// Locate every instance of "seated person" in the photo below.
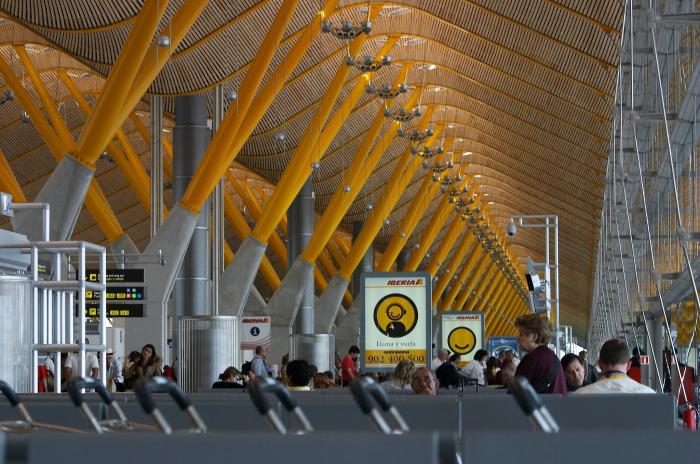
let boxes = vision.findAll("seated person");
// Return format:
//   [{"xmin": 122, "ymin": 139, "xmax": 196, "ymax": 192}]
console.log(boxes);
[
  {"xmin": 411, "ymin": 367, "xmax": 438, "ymax": 395},
  {"xmin": 380, "ymin": 360, "xmax": 415, "ymax": 391},
  {"xmin": 212, "ymin": 366, "xmax": 244, "ymax": 389},
  {"xmin": 575, "ymin": 339, "xmax": 655, "ymax": 394},
  {"xmin": 436, "ymin": 354, "xmax": 461, "ymax": 389},
  {"xmin": 461, "ymin": 349, "xmax": 489, "ymax": 386},
  {"xmin": 286, "ymin": 359, "xmax": 312, "ymax": 391},
  {"xmin": 560, "ymin": 353, "xmax": 585, "ymax": 393}
]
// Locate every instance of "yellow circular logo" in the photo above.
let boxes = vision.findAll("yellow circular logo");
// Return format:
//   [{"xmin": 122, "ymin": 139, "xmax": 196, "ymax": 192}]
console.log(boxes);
[
  {"xmin": 448, "ymin": 327, "xmax": 476, "ymax": 355},
  {"xmin": 373, "ymin": 293, "xmax": 418, "ymax": 338}
]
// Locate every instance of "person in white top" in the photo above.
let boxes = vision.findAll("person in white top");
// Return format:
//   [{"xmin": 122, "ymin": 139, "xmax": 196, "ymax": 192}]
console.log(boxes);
[
  {"xmin": 505, "ymin": 350, "xmax": 520, "ymax": 367},
  {"xmin": 461, "ymin": 349, "xmax": 489, "ymax": 386},
  {"xmin": 380, "ymin": 359, "xmax": 416, "ymax": 392},
  {"xmin": 575, "ymin": 339, "xmax": 655, "ymax": 395},
  {"xmin": 431, "ymin": 348, "xmax": 449, "ymax": 371},
  {"xmin": 63, "ymin": 339, "xmax": 99, "ymax": 385}
]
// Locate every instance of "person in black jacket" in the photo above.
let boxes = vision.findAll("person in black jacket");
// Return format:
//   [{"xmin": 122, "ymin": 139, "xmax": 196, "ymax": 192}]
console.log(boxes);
[{"xmin": 436, "ymin": 353, "xmax": 461, "ymax": 389}]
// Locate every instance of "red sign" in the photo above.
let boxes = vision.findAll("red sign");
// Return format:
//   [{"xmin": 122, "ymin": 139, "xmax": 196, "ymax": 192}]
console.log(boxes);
[{"xmin": 640, "ymin": 355, "xmax": 649, "ymax": 365}]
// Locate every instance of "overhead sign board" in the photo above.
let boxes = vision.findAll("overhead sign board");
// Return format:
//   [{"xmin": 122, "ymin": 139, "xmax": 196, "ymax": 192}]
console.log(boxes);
[
  {"xmin": 77, "ymin": 303, "xmax": 144, "ymax": 318},
  {"xmin": 440, "ymin": 311, "xmax": 484, "ymax": 359},
  {"xmin": 85, "ymin": 269, "xmax": 144, "ymax": 283},
  {"xmin": 240, "ymin": 316, "xmax": 271, "ymax": 350},
  {"xmin": 360, "ymin": 272, "xmax": 431, "ymax": 372},
  {"xmin": 80, "ymin": 269, "xmax": 146, "ymax": 317},
  {"xmin": 488, "ymin": 336, "xmax": 519, "ymax": 358}
]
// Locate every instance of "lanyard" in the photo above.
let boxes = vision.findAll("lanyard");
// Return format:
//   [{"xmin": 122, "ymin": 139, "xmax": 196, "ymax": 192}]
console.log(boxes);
[{"xmin": 600, "ymin": 370, "xmax": 627, "ymax": 380}]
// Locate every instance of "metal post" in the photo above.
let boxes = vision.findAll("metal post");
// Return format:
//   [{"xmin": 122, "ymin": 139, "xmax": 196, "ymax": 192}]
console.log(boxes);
[
  {"xmin": 173, "ymin": 95, "xmax": 211, "ymax": 318},
  {"xmin": 150, "ymin": 95, "xmax": 164, "ymax": 238},
  {"xmin": 211, "ymin": 86, "xmax": 224, "ymax": 316},
  {"xmin": 554, "ymin": 216, "xmax": 560, "ymax": 356},
  {"xmin": 351, "ymin": 220, "xmax": 374, "ymax": 297},
  {"xmin": 289, "ymin": 177, "xmax": 315, "ymax": 334}
]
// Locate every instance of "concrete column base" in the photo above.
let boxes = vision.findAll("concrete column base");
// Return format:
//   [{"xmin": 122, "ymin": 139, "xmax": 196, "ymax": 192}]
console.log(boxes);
[
  {"xmin": 13, "ymin": 155, "xmax": 92, "ymax": 241},
  {"xmin": 218, "ymin": 236, "xmax": 267, "ymax": 317},
  {"xmin": 124, "ymin": 205, "xmax": 199, "ymax": 359},
  {"xmin": 110, "ymin": 234, "xmax": 140, "ymax": 267},
  {"xmin": 315, "ymin": 275, "xmax": 350, "ymax": 333},
  {"xmin": 266, "ymin": 258, "xmax": 314, "ymax": 319}
]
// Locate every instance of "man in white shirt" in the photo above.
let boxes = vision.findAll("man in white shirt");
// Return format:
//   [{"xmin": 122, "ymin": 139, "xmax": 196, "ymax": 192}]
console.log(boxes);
[
  {"xmin": 63, "ymin": 339, "xmax": 99, "ymax": 384},
  {"xmin": 431, "ymin": 348, "xmax": 449, "ymax": 371},
  {"xmin": 461, "ymin": 349, "xmax": 489, "ymax": 386},
  {"xmin": 575, "ymin": 339, "xmax": 655, "ymax": 394},
  {"xmin": 105, "ymin": 348, "xmax": 125, "ymax": 392}
]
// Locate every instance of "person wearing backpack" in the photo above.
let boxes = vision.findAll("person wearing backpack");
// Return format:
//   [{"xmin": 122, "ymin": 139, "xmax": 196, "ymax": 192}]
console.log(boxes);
[{"xmin": 513, "ymin": 313, "xmax": 567, "ymax": 395}]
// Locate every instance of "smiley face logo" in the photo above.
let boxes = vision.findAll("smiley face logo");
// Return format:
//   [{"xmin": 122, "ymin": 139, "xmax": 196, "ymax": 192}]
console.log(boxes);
[
  {"xmin": 373, "ymin": 293, "xmax": 418, "ymax": 338},
  {"xmin": 448, "ymin": 327, "xmax": 476, "ymax": 355}
]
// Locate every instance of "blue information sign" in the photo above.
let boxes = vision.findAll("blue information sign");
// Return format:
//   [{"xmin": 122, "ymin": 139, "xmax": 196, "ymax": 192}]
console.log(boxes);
[{"xmin": 488, "ymin": 336, "xmax": 519, "ymax": 357}]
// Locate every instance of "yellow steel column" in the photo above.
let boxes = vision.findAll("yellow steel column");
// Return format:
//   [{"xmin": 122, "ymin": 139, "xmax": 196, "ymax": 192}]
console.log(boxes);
[
  {"xmin": 250, "ymin": 16, "xmax": 387, "ymax": 243},
  {"xmin": 0, "ymin": 55, "xmax": 124, "ymax": 242},
  {"xmin": 431, "ymin": 232, "xmax": 474, "ymax": 307},
  {"xmin": 425, "ymin": 215, "xmax": 464, "ymax": 277},
  {"xmin": 377, "ymin": 140, "xmax": 455, "ymax": 272},
  {"xmin": 223, "ymin": 194, "xmax": 281, "ymax": 290},
  {"xmin": 464, "ymin": 260, "xmax": 497, "ymax": 310},
  {"xmin": 59, "ymin": 71, "xmax": 154, "ymax": 214},
  {"xmin": 476, "ymin": 263, "xmax": 503, "ymax": 312},
  {"xmin": 454, "ymin": 251, "xmax": 490, "ymax": 311},
  {"xmin": 130, "ymin": 113, "xmax": 174, "ymax": 179},
  {"xmin": 74, "ymin": 0, "xmax": 170, "ymax": 168},
  {"xmin": 491, "ymin": 292, "xmax": 520, "ymax": 336},
  {"xmin": 0, "ymin": 148, "xmax": 25, "ymax": 202},
  {"xmin": 486, "ymin": 282, "xmax": 515, "ymax": 335},
  {"xmin": 300, "ymin": 92, "xmax": 426, "ymax": 264},
  {"xmin": 496, "ymin": 289, "xmax": 528, "ymax": 335},
  {"xmin": 404, "ymin": 183, "xmax": 472, "ymax": 271},
  {"xmin": 180, "ymin": 0, "xmax": 334, "ymax": 213},
  {"xmin": 119, "ymin": 0, "xmax": 210, "ymax": 123},
  {"xmin": 15, "ymin": 46, "xmax": 75, "ymax": 149},
  {"xmin": 336, "ymin": 136, "xmax": 441, "ymax": 281},
  {"xmin": 231, "ymin": 178, "xmax": 288, "ymax": 268},
  {"xmin": 482, "ymin": 282, "xmax": 507, "ymax": 333},
  {"xmin": 439, "ymin": 235, "xmax": 483, "ymax": 312}
]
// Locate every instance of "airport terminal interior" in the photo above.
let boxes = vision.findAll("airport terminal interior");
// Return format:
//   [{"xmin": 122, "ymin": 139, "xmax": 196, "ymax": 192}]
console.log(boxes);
[{"xmin": 0, "ymin": 0, "xmax": 699, "ymax": 462}]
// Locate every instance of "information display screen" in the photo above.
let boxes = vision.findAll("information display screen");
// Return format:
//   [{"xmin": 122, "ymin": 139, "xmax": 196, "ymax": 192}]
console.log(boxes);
[
  {"xmin": 440, "ymin": 311, "xmax": 484, "ymax": 359},
  {"xmin": 360, "ymin": 272, "xmax": 431, "ymax": 372}
]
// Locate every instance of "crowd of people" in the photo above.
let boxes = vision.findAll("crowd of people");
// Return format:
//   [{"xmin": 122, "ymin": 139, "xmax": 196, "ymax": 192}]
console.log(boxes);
[{"xmin": 35, "ymin": 312, "xmax": 680, "ymax": 399}]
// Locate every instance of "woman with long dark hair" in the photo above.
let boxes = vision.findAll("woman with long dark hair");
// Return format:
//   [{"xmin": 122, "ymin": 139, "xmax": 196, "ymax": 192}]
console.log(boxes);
[{"xmin": 124, "ymin": 344, "xmax": 162, "ymax": 389}]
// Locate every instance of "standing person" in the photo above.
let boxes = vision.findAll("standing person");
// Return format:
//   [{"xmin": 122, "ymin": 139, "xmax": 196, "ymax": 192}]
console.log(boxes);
[
  {"xmin": 431, "ymin": 348, "xmax": 449, "ymax": 371},
  {"xmin": 514, "ymin": 313, "xmax": 567, "ymax": 395},
  {"xmin": 105, "ymin": 348, "xmax": 125, "ymax": 392},
  {"xmin": 341, "ymin": 345, "xmax": 360, "ymax": 386},
  {"xmin": 461, "ymin": 349, "xmax": 489, "ymax": 386},
  {"xmin": 575, "ymin": 339, "xmax": 655, "ymax": 394},
  {"xmin": 250, "ymin": 345, "xmax": 268, "ymax": 378},
  {"xmin": 123, "ymin": 344, "xmax": 162, "ymax": 388}
]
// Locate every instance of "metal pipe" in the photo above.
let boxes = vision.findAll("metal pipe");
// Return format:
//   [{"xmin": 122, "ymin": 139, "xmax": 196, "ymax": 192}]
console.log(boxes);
[
  {"xmin": 150, "ymin": 95, "xmax": 164, "ymax": 238},
  {"xmin": 211, "ymin": 86, "xmax": 225, "ymax": 316}
]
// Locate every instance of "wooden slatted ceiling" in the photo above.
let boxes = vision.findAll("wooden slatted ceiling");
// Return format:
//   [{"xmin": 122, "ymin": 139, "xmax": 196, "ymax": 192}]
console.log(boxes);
[{"xmin": 0, "ymin": 1, "xmax": 625, "ymax": 333}]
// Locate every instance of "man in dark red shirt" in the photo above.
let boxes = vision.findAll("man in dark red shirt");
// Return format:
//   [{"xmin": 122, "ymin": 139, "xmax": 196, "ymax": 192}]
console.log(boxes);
[{"xmin": 341, "ymin": 345, "xmax": 360, "ymax": 386}]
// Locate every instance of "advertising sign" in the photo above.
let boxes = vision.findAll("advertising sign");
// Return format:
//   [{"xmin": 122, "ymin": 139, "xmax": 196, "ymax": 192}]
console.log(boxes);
[
  {"xmin": 488, "ymin": 336, "xmax": 519, "ymax": 358},
  {"xmin": 440, "ymin": 312, "xmax": 484, "ymax": 359},
  {"xmin": 361, "ymin": 272, "xmax": 431, "ymax": 372},
  {"xmin": 240, "ymin": 316, "xmax": 271, "ymax": 350}
]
